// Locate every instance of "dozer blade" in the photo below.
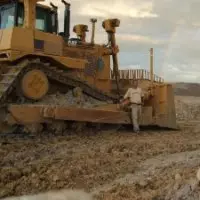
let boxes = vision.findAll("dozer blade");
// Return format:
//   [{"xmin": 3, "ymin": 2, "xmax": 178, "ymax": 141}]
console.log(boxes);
[
  {"xmin": 7, "ymin": 104, "xmax": 131, "ymax": 125},
  {"xmin": 6, "ymin": 90, "xmax": 177, "ymax": 130},
  {"xmin": 7, "ymin": 104, "xmax": 154, "ymax": 126},
  {"xmin": 153, "ymin": 84, "xmax": 178, "ymax": 130}
]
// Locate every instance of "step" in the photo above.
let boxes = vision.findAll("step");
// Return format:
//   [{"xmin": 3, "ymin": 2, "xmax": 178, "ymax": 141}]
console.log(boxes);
[
  {"xmin": 0, "ymin": 81, "xmax": 12, "ymax": 85},
  {"xmin": 0, "ymin": 86, "xmax": 8, "ymax": 92},
  {"xmin": 1, "ymin": 73, "xmax": 19, "ymax": 76},
  {"xmin": 6, "ymin": 67, "xmax": 23, "ymax": 73},
  {"xmin": 1, "ymin": 76, "xmax": 15, "ymax": 81}
]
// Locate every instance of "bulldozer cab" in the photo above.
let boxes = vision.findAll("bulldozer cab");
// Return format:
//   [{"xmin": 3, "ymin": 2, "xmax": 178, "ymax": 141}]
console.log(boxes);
[{"xmin": 0, "ymin": 0, "xmax": 57, "ymax": 33}]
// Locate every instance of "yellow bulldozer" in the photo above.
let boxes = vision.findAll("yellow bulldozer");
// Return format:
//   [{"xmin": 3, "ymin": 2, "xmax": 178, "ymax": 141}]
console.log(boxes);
[{"xmin": 0, "ymin": 0, "xmax": 177, "ymax": 134}]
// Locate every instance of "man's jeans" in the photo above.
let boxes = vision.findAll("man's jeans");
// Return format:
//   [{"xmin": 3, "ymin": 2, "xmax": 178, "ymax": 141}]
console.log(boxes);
[{"xmin": 131, "ymin": 104, "xmax": 142, "ymax": 132}]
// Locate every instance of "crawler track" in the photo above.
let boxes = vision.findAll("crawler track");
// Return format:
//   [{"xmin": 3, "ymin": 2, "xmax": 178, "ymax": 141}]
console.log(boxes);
[
  {"xmin": 0, "ymin": 58, "xmax": 119, "ymax": 134},
  {"xmin": 0, "ymin": 58, "xmax": 118, "ymax": 107}
]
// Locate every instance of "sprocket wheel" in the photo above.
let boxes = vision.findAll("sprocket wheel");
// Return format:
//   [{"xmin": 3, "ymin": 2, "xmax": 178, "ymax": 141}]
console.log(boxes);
[{"xmin": 21, "ymin": 69, "xmax": 49, "ymax": 101}]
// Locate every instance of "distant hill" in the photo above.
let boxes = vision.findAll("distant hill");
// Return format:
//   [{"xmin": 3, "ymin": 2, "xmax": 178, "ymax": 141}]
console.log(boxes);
[
  {"xmin": 112, "ymin": 81, "xmax": 200, "ymax": 97},
  {"xmin": 172, "ymin": 82, "xmax": 200, "ymax": 97}
]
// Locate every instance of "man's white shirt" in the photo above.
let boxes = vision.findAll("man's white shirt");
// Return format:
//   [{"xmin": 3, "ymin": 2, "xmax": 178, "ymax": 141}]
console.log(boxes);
[{"xmin": 124, "ymin": 87, "xmax": 144, "ymax": 104}]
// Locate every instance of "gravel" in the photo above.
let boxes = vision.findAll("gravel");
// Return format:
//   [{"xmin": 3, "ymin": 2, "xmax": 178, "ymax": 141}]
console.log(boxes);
[
  {"xmin": 175, "ymin": 96, "xmax": 200, "ymax": 121},
  {"xmin": 35, "ymin": 90, "xmax": 107, "ymax": 108}
]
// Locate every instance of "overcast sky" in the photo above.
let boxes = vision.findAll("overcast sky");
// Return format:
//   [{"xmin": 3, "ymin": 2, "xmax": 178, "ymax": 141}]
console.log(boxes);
[{"xmin": 42, "ymin": 0, "xmax": 200, "ymax": 83}]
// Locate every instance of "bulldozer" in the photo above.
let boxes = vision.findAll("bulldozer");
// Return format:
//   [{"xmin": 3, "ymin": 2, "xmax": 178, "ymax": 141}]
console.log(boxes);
[{"xmin": 0, "ymin": 0, "xmax": 177, "ymax": 134}]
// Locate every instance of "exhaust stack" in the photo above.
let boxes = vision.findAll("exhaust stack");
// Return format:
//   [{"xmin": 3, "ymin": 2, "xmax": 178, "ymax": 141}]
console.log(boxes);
[
  {"xmin": 90, "ymin": 18, "xmax": 97, "ymax": 44},
  {"xmin": 61, "ymin": 0, "xmax": 70, "ymax": 39},
  {"xmin": 150, "ymin": 48, "xmax": 154, "ymax": 87},
  {"xmin": 50, "ymin": 2, "xmax": 58, "ymax": 33},
  {"xmin": 102, "ymin": 18, "xmax": 120, "ymax": 97}
]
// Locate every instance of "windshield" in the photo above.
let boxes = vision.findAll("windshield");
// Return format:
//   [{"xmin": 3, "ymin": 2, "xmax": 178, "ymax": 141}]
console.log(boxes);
[
  {"xmin": 0, "ymin": 3, "xmax": 15, "ymax": 29},
  {"xmin": 0, "ymin": 2, "xmax": 57, "ymax": 33}
]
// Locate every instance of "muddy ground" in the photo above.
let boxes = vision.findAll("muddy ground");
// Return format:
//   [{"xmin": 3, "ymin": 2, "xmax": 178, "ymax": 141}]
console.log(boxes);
[{"xmin": 1, "ymin": 96, "xmax": 200, "ymax": 200}]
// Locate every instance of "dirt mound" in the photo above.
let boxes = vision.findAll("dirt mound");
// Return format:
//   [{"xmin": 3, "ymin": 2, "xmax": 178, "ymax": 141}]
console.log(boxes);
[
  {"xmin": 175, "ymin": 96, "xmax": 200, "ymax": 121},
  {"xmin": 164, "ymin": 178, "xmax": 200, "ymax": 200},
  {"xmin": 35, "ymin": 90, "xmax": 107, "ymax": 108},
  {"xmin": 93, "ymin": 149, "xmax": 200, "ymax": 200},
  {"xmin": 173, "ymin": 82, "xmax": 200, "ymax": 97}
]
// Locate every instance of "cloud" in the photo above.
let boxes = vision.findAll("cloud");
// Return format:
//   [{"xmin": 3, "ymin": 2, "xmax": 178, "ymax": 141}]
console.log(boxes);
[
  {"xmin": 161, "ymin": 63, "xmax": 200, "ymax": 83},
  {"xmin": 78, "ymin": 1, "xmax": 158, "ymax": 18},
  {"xmin": 39, "ymin": 0, "xmax": 200, "ymax": 83},
  {"xmin": 117, "ymin": 34, "xmax": 165, "ymax": 45}
]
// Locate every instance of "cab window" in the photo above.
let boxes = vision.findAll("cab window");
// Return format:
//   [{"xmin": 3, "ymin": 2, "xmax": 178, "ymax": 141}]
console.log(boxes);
[
  {"xmin": 36, "ymin": 7, "xmax": 47, "ymax": 32},
  {"xmin": 17, "ymin": 3, "xmax": 24, "ymax": 27},
  {"xmin": 0, "ymin": 2, "xmax": 56, "ymax": 33},
  {"xmin": 0, "ymin": 3, "xmax": 15, "ymax": 29}
]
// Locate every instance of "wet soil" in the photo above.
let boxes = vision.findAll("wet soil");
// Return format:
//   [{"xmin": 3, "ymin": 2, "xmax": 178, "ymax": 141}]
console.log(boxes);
[{"xmin": 1, "ymin": 96, "xmax": 200, "ymax": 199}]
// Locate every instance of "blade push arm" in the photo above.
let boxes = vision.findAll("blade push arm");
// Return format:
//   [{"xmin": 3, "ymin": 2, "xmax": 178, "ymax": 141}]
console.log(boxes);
[{"xmin": 102, "ymin": 18, "xmax": 120, "ymax": 98}]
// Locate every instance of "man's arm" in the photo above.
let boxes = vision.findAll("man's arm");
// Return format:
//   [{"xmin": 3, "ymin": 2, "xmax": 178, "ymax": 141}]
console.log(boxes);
[
  {"xmin": 124, "ymin": 88, "xmax": 130, "ymax": 99},
  {"xmin": 141, "ymin": 89, "xmax": 145, "ymax": 97},
  {"xmin": 140, "ymin": 88, "xmax": 145, "ymax": 104}
]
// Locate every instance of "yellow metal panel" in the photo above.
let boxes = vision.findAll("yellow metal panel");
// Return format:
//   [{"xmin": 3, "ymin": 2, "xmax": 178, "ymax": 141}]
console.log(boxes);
[
  {"xmin": 44, "ymin": 41, "xmax": 62, "ymax": 56},
  {"xmin": 155, "ymin": 84, "xmax": 177, "ymax": 129},
  {"xmin": 8, "ymin": 104, "xmax": 131, "ymax": 125},
  {"xmin": 8, "ymin": 105, "xmax": 47, "ymax": 124},
  {"xmin": 97, "ymin": 55, "xmax": 110, "ymax": 80},
  {"xmin": 0, "ymin": 50, "xmax": 23, "ymax": 62},
  {"xmin": 158, "ymin": 85, "xmax": 167, "ymax": 114},
  {"xmin": 95, "ymin": 79, "xmax": 111, "ymax": 92},
  {"xmin": 63, "ymin": 45, "xmax": 98, "ymax": 74},
  {"xmin": 0, "ymin": 49, "xmax": 87, "ymax": 69},
  {"xmin": 34, "ymin": 30, "xmax": 63, "ymax": 56},
  {"xmin": 11, "ymin": 27, "xmax": 34, "ymax": 52},
  {"xmin": 140, "ymin": 106, "xmax": 153, "ymax": 125},
  {"xmin": 52, "ymin": 56, "xmax": 87, "ymax": 69},
  {"xmin": 0, "ymin": 29, "xmax": 13, "ymax": 50},
  {"xmin": 31, "ymin": 52, "xmax": 87, "ymax": 69}
]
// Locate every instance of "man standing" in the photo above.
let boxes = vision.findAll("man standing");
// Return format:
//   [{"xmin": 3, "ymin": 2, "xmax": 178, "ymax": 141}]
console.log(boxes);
[{"xmin": 123, "ymin": 81, "xmax": 144, "ymax": 133}]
